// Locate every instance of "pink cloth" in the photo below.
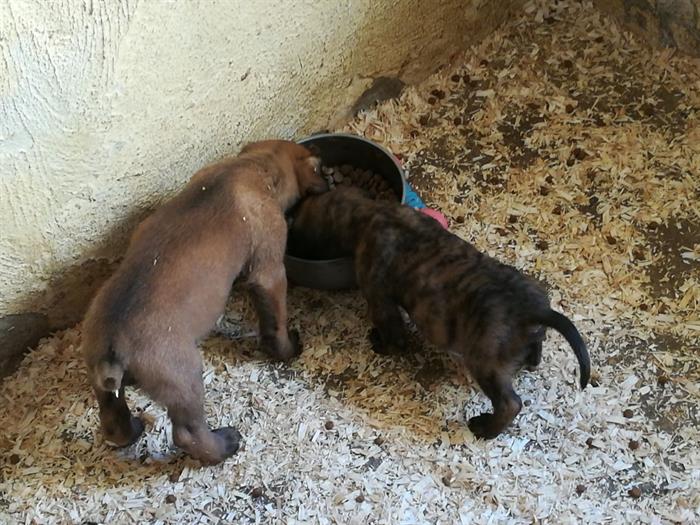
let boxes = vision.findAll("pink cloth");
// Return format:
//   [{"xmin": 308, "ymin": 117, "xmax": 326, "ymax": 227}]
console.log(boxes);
[{"xmin": 418, "ymin": 208, "xmax": 449, "ymax": 230}]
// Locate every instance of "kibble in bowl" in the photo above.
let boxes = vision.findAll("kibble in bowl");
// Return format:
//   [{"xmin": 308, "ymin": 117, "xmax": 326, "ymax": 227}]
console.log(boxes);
[
  {"xmin": 319, "ymin": 163, "xmax": 399, "ymax": 202},
  {"xmin": 284, "ymin": 133, "xmax": 406, "ymax": 290}
]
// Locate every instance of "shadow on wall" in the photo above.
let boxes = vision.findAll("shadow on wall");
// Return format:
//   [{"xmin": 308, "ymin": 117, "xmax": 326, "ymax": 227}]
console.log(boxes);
[
  {"xmin": 315, "ymin": 0, "xmax": 528, "ymax": 128},
  {"xmin": 594, "ymin": 0, "xmax": 700, "ymax": 56},
  {"xmin": 0, "ymin": 204, "xmax": 154, "ymax": 377}
]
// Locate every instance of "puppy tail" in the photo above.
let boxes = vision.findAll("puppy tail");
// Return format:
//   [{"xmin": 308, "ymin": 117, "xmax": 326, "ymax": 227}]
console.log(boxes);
[
  {"xmin": 94, "ymin": 343, "xmax": 125, "ymax": 393},
  {"xmin": 538, "ymin": 309, "xmax": 590, "ymax": 389}
]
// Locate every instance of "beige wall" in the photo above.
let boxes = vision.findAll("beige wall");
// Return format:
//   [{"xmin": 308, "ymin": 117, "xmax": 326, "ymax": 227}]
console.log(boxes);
[{"xmin": 0, "ymin": 0, "xmax": 523, "ymax": 370}]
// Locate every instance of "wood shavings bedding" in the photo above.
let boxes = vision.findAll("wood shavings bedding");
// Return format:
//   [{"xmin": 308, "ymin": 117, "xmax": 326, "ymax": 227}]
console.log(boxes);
[{"xmin": 1, "ymin": 1, "xmax": 698, "ymax": 523}]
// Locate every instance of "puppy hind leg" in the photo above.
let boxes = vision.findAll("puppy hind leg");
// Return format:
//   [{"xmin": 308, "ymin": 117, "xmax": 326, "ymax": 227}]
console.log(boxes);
[
  {"xmin": 147, "ymin": 350, "xmax": 241, "ymax": 465},
  {"xmin": 523, "ymin": 325, "xmax": 545, "ymax": 372},
  {"xmin": 467, "ymin": 369, "xmax": 522, "ymax": 439},
  {"xmin": 169, "ymin": 400, "xmax": 242, "ymax": 465},
  {"xmin": 93, "ymin": 384, "xmax": 145, "ymax": 447},
  {"xmin": 248, "ymin": 265, "xmax": 299, "ymax": 361},
  {"xmin": 524, "ymin": 340, "xmax": 543, "ymax": 371}
]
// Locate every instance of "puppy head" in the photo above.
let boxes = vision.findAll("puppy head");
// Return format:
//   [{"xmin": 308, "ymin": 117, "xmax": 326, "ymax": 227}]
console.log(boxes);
[
  {"xmin": 286, "ymin": 189, "xmax": 326, "ymax": 239},
  {"xmin": 290, "ymin": 144, "xmax": 326, "ymax": 196},
  {"xmin": 287, "ymin": 186, "xmax": 371, "ymax": 260},
  {"xmin": 290, "ymin": 186, "xmax": 366, "ymax": 228},
  {"xmin": 241, "ymin": 140, "xmax": 326, "ymax": 207},
  {"xmin": 287, "ymin": 190, "xmax": 345, "ymax": 260},
  {"xmin": 286, "ymin": 197, "xmax": 323, "ymax": 259}
]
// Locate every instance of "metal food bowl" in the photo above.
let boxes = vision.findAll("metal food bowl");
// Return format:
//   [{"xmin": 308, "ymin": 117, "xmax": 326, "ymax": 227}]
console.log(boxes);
[{"xmin": 284, "ymin": 133, "xmax": 406, "ymax": 290}]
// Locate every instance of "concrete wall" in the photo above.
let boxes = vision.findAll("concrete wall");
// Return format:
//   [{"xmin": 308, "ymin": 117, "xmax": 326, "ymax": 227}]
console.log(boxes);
[
  {"xmin": 0, "ymin": 0, "xmax": 524, "ymax": 375},
  {"xmin": 593, "ymin": 0, "xmax": 700, "ymax": 56}
]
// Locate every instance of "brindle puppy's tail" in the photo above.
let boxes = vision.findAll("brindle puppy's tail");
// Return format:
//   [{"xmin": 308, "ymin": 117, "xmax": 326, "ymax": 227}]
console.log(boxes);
[
  {"xmin": 537, "ymin": 309, "xmax": 590, "ymax": 389},
  {"xmin": 94, "ymin": 343, "xmax": 125, "ymax": 394}
]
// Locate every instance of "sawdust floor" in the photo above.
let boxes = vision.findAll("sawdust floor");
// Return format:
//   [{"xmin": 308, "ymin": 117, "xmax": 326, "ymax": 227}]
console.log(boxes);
[{"xmin": 1, "ymin": 1, "xmax": 698, "ymax": 523}]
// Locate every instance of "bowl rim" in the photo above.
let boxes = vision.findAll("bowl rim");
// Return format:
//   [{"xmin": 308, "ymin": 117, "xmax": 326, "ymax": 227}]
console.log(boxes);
[{"xmin": 286, "ymin": 132, "xmax": 407, "ymax": 265}]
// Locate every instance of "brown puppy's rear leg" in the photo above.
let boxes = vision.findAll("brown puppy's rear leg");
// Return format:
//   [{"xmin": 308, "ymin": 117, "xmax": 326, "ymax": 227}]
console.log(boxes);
[
  {"xmin": 248, "ymin": 266, "xmax": 300, "ymax": 361},
  {"xmin": 170, "ymin": 403, "xmax": 241, "ymax": 466},
  {"xmin": 94, "ymin": 385, "xmax": 145, "ymax": 447},
  {"xmin": 145, "ymin": 349, "xmax": 241, "ymax": 465},
  {"xmin": 467, "ymin": 370, "xmax": 522, "ymax": 439},
  {"xmin": 365, "ymin": 295, "xmax": 408, "ymax": 355}
]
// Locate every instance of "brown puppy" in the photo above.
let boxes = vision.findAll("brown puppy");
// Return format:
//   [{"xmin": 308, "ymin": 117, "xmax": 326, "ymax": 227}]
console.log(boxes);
[
  {"xmin": 82, "ymin": 140, "xmax": 325, "ymax": 464},
  {"xmin": 289, "ymin": 186, "xmax": 590, "ymax": 439}
]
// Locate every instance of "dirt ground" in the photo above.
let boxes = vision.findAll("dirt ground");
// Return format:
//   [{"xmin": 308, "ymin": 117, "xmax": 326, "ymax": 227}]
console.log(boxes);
[{"xmin": 1, "ymin": 1, "xmax": 698, "ymax": 523}]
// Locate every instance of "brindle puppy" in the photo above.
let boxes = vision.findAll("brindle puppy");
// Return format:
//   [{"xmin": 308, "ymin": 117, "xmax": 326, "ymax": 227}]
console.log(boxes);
[
  {"xmin": 82, "ymin": 140, "xmax": 325, "ymax": 464},
  {"xmin": 289, "ymin": 186, "xmax": 590, "ymax": 439}
]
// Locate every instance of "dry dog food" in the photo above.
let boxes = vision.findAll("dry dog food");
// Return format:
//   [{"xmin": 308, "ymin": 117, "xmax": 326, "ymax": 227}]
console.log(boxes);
[{"xmin": 320, "ymin": 164, "xmax": 399, "ymax": 202}]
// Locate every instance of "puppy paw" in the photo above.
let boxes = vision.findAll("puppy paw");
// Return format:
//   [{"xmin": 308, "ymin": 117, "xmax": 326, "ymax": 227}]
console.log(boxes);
[
  {"xmin": 467, "ymin": 413, "xmax": 501, "ymax": 440},
  {"xmin": 261, "ymin": 330, "xmax": 301, "ymax": 361},
  {"xmin": 213, "ymin": 427, "xmax": 242, "ymax": 458}
]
